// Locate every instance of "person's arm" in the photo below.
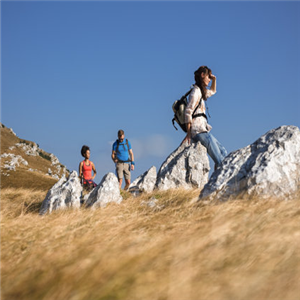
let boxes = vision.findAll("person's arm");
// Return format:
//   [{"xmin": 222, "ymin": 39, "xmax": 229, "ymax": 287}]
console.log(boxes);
[
  {"xmin": 181, "ymin": 123, "xmax": 192, "ymax": 145},
  {"xmin": 79, "ymin": 162, "xmax": 83, "ymax": 180},
  {"xmin": 111, "ymin": 150, "xmax": 118, "ymax": 163},
  {"xmin": 182, "ymin": 89, "xmax": 199, "ymax": 145},
  {"xmin": 91, "ymin": 162, "xmax": 97, "ymax": 180},
  {"xmin": 129, "ymin": 149, "xmax": 135, "ymax": 170},
  {"xmin": 210, "ymin": 74, "xmax": 216, "ymax": 94}
]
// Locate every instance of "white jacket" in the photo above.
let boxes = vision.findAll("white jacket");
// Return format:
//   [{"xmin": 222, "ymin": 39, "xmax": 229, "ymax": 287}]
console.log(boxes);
[{"xmin": 184, "ymin": 85, "xmax": 216, "ymax": 137}]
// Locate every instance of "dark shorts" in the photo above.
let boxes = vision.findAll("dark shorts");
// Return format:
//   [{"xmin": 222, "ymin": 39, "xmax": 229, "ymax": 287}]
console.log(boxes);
[{"xmin": 82, "ymin": 179, "xmax": 97, "ymax": 191}]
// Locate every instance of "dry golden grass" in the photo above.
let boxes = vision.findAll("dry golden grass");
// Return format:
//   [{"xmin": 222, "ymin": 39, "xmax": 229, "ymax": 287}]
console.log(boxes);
[
  {"xmin": 1, "ymin": 187, "xmax": 300, "ymax": 300},
  {"xmin": 1, "ymin": 170, "xmax": 58, "ymax": 191}
]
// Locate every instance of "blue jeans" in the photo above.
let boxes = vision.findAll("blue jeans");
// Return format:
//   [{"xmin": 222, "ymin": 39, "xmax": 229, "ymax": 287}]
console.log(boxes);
[{"xmin": 193, "ymin": 132, "xmax": 227, "ymax": 168}]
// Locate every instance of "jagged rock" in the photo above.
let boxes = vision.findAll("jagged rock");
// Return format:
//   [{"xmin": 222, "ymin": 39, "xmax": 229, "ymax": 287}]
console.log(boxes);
[
  {"xmin": 200, "ymin": 125, "xmax": 300, "ymax": 200},
  {"xmin": 129, "ymin": 166, "xmax": 157, "ymax": 193},
  {"xmin": 156, "ymin": 141, "xmax": 210, "ymax": 190},
  {"xmin": 85, "ymin": 173, "xmax": 123, "ymax": 208},
  {"xmin": 39, "ymin": 171, "xmax": 82, "ymax": 215}
]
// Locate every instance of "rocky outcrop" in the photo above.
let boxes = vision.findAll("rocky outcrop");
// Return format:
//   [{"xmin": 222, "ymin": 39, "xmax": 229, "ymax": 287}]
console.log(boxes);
[
  {"xmin": 39, "ymin": 171, "xmax": 82, "ymax": 215},
  {"xmin": 1, "ymin": 123, "xmax": 17, "ymax": 136},
  {"xmin": 2, "ymin": 143, "xmax": 67, "ymax": 179},
  {"xmin": 85, "ymin": 173, "xmax": 122, "ymax": 208},
  {"xmin": 1, "ymin": 123, "xmax": 68, "ymax": 181},
  {"xmin": 1, "ymin": 153, "xmax": 28, "ymax": 172},
  {"xmin": 10, "ymin": 142, "xmax": 40, "ymax": 156},
  {"xmin": 155, "ymin": 141, "xmax": 210, "ymax": 190},
  {"xmin": 200, "ymin": 125, "xmax": 300, "ymax": 200},
  {"xmin": 129, "ymin": 166, "xmax": 157, "ymax": 193}
]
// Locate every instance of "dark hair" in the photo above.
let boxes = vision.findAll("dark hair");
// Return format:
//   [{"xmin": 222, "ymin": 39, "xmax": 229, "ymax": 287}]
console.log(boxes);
[
  {"xmin": 118, "ymin": 129, "xmax": 124, "ymax": 137},
  {"xmin": 81, "ymin": 145, "xmax": 90, "ymax": 157},
  {"xmin": 194, "ymin": 66, "xmax": 212, "ymax": 100}
]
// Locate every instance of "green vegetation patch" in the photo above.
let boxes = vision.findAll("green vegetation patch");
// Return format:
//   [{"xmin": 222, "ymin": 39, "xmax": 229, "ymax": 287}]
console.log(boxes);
[{"xmin": 38, "ymin": 151, "xmax": 51, "ymax": 161}]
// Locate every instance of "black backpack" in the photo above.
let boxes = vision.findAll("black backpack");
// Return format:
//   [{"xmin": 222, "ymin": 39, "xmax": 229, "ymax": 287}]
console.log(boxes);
[{"xmin": 172, "ymin": 87, "xmax": 207, "ymax": 132}]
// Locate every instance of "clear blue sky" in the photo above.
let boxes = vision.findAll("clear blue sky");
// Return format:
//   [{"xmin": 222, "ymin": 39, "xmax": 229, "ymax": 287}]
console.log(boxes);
[{"xmin": 1, "ymin": 1, "xmax": 299, "ymax": 183}]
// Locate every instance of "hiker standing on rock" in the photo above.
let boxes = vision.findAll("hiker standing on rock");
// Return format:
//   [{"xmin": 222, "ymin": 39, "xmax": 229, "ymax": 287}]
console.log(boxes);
[
  {"xmin": 79, "ymin": 145, "xmax": 97, "ymax": 191},
  {"xmin": 111, "ymin": 130, "xmax": 135, "ymax": 190},
  {"xmin": 182, "ymin": 66, "xmax": 227, "ymax": 170}
]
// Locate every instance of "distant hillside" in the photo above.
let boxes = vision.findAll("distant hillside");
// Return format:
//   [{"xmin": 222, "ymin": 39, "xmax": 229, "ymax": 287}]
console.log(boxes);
[{"xmin": 0, "ymin": 123, "xmax": 69, "ymax": 190}]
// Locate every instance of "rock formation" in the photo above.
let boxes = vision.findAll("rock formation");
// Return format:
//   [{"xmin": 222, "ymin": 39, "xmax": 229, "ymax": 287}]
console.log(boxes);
[
  {"xmin": 155, "ymin": 141, "xmax": 210, "ymax": 190},
  {"xmin": 200, "ymin": 125, "xmax": 300, "ymax": 200},
  {"xmin": 39, "ymin": 171, "xmax": 82, "ymax": 215},
  {"xmin": 1, "ymin": 153, "xmax": 28, "ymax": 171},
  {"xmin": 1, "ymin": 123, "xmax": 68, "ymax": 181},
  {"xmin": 85, "ymin": 173, "xmax": 123, "ymax": 208},
  {"xmin": 129, "ymin": 166, "xmax": 157, "ymax": 193}
]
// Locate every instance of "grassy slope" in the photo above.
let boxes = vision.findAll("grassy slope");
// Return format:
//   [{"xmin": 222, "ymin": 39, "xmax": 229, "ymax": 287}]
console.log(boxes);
[
  {"xmin": 1, "ymin": 125, "xmax": 60, "ymax": 190},
  {"xmin": 1, "ymin": 188, "xmax": 300, "ymax": 300}
]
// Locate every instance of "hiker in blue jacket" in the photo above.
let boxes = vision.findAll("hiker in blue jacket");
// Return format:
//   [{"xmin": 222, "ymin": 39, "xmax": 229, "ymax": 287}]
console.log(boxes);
[{"xmin": 111, "ymin": 129, "xmax": 135, "ymax": 190}]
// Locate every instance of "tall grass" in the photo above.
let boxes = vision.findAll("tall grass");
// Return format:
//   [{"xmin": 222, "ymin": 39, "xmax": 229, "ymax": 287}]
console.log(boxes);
[{"xmin": 1, "ymin": 187, "xmax": 300, "ymax": 300}]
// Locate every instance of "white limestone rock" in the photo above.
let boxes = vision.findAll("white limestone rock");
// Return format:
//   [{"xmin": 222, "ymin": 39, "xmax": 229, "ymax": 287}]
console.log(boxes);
[
  {"xmin": 156, "ymin": 141, "xmax": 210, "ymax": 191},
  {"xmin": 50, "ymin": 153, "xmax": 60, "ymax": 165},
  {"xmin": 39, "ymin": 171, "xmax": 82, "ymax": 215},
  {"xmin": 141, "ymin": 197, "xmax": 158, "ymax": 208},
  {"xmin": 129, "ymin": 166, "xmax": 157, "ymax": 193},
  {"xmin": 15, "ymin": 142, "xmax": 39, "ymax": 156},
  {"xmin": 85, "ymin": 172, "xmax": 123, "ymax": 208},
  {"xmin": 200, "ymin": 125, "xmax": 300, "ymax": 200},
  {"xmin": 1, "ymin": 153, "xmax": 28, "ymax": 171},
  {"xmin": 9, "ymin": 128, "xmax": 17, "ymax": 136}
]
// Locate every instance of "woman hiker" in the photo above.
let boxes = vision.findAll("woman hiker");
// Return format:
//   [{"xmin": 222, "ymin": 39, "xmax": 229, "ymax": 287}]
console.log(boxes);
[
  {"xmin": 182, "ymin": 65, "xmax": 227, "ymax": 170},
  {"xmin": 79, "ymin": 145, "xmax": 97, "ymax": 191}
]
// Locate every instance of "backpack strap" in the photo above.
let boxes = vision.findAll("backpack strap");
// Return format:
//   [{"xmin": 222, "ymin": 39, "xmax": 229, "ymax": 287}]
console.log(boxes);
[
  {"xmin": 125, "ymin": 139, "xmax": 131, "ymax": 162},
  {"xmin": 193, "ymin": 113, "xmax": 208, "ymax": 120},
  {"xmin": 182, "ymin": 88, "xmax": 193, "ymax": 99},
  {"xmin": 192, "ymin": 98, "xmax": 201, "ymax": 118},
  {"xmin": 192, "ymin": 98, "xmax": 207, "ymax": 119},
  {"xmin": 116, "ymin": 139, "xmax": 119, "ymax": 153}
]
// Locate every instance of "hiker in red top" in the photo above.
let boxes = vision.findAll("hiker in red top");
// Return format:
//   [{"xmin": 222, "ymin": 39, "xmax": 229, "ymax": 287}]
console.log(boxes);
[{"xmin": 79, "ymin": 145, "xmax": 97, "ymax": 191}]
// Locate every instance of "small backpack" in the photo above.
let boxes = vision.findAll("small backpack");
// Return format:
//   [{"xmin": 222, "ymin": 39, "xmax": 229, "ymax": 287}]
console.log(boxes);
[{"xmin": 172, "ymin": 87, "xmax": 207, "ymax": 132}]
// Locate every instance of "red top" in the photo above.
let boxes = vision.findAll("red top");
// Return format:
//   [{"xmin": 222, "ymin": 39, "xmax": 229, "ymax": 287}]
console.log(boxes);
[{"xmin": 82, "ymin": 160, "xmax": 93, "ymax": 180}]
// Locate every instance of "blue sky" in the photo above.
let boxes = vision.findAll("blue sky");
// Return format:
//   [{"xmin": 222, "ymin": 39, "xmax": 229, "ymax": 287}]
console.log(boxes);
[{"xmin": 1, "ymin": 0, "xmax": 299, "ymax": 184}]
